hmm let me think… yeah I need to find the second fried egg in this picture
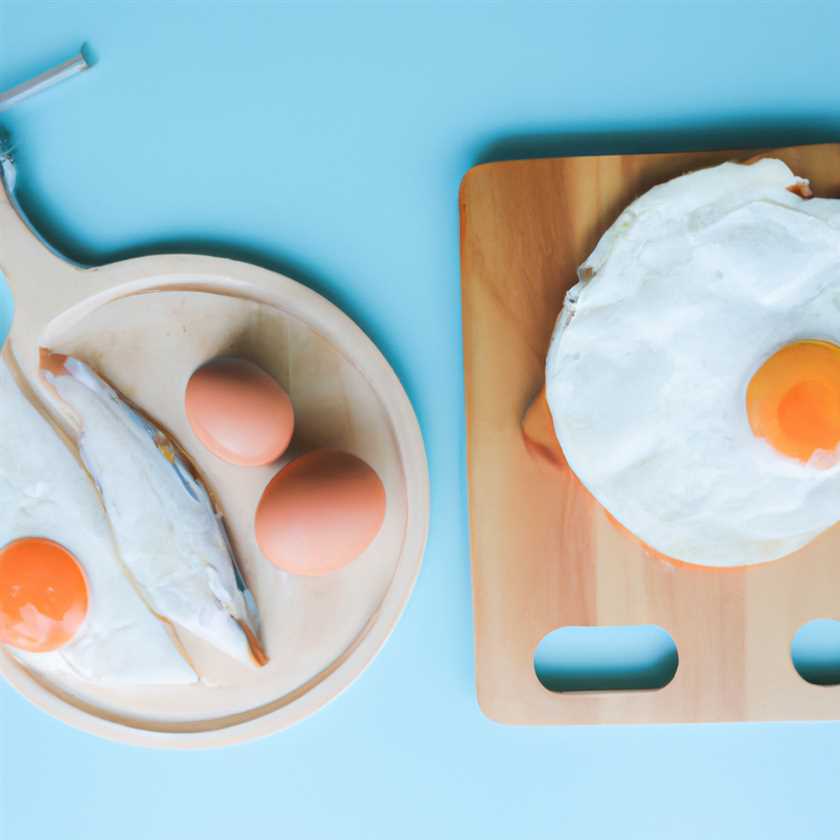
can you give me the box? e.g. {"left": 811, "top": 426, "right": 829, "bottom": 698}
{"left": 546, "top": 158, "right": 840, "bottom": 567}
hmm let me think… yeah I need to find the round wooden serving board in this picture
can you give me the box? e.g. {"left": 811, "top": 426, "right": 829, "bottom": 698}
{"left": 0, "top": 162, "right": 429, "bottom": 748}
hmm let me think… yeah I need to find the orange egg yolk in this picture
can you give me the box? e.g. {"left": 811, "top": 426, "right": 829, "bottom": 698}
{"left": 747, "top": 340, "right": 840, "bottom": 464}
{"left": 0, "top": 538, "right": 88, "bottom": 652}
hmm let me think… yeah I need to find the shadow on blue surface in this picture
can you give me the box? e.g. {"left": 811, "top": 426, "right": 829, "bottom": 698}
{"left": 474, "top": 116, "right": 840, "bottom": 164}
{"left": 534, "top": 624, "right": 678, "bottom": 693}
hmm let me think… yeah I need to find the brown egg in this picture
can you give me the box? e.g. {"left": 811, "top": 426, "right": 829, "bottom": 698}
{"left": 255, "top": 450, "right": 386, "bottom": 576}
{"left": 185, "top": 357, "right": 294, "bottom": 467}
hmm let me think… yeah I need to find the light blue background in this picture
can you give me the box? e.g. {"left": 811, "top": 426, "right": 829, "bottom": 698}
{"left": 2, "top": 2, "right": 840, "bottom": 838}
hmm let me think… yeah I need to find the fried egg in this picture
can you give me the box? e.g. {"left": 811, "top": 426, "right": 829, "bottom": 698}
{"left": 43, "top": 355, "right": 267, "bottom": 667}
{"left": 546, "top": 158, "right": 840, "bottom": 567}
{"left": 0, "top": 351, "right": 196, "bottom": 684}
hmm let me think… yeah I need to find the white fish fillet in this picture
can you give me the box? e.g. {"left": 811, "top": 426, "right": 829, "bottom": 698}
{"left": 45, "top": 356, "right": 266, "bottom": 668}
{"left": 0, "top": 353, "right": 197, "bottom": 685}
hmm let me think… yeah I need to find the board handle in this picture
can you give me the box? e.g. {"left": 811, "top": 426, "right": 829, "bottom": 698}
{"left": 0, "top": 145, "right": 111, "bottom": 392}
{"left": 0, "top": 143, "right": 84, "bottom": 290}
{"left": 0, "top": 142, "right": 78, "bottom": 267}
{"left": 1, "top": 45, "right": 97, "bottom": 334}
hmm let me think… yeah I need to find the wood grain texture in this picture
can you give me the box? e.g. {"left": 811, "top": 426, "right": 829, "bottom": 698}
{"left": 460, "top": 143, "right": 840, "bottom": 725}
{"left": 0, "top": 167, "right": 429, "bottom": 748}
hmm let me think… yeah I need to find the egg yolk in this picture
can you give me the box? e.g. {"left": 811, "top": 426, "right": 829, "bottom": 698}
{"left": 0, "top": 538, "right": 88, "bottom": 652}
{"left": 746, "top": 340, "right": 840, "bottom": 464}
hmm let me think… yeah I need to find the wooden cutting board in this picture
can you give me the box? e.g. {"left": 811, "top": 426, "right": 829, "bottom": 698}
{"left": 460, "top": 143, "right": 840, "bottom": 725}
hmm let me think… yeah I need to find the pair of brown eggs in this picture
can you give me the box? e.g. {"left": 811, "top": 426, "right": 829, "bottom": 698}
{"left": 185, "top": 358, "right": 386, "bottom": 576}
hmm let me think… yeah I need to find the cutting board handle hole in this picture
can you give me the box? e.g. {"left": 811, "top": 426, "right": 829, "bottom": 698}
{"left": 791, "top": 619, "right": 840, "bottom": 686}
{"left": 534, "top": 625, "right": 678, "bottom": 693}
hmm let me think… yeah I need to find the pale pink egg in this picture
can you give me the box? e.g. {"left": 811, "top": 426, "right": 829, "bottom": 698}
{"left": 254, "top": 450, "right": 386, "bottom": 576}
{"left": 185, "top": 357, "right": 294, "bottom": 467}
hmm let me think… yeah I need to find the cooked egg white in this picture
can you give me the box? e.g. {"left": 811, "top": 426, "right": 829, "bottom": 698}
{"left": 546, "top": 158, "right": 840, "bottom": 567}
{"left": 0, "top": 351, "right": 197, "bottom": 684}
